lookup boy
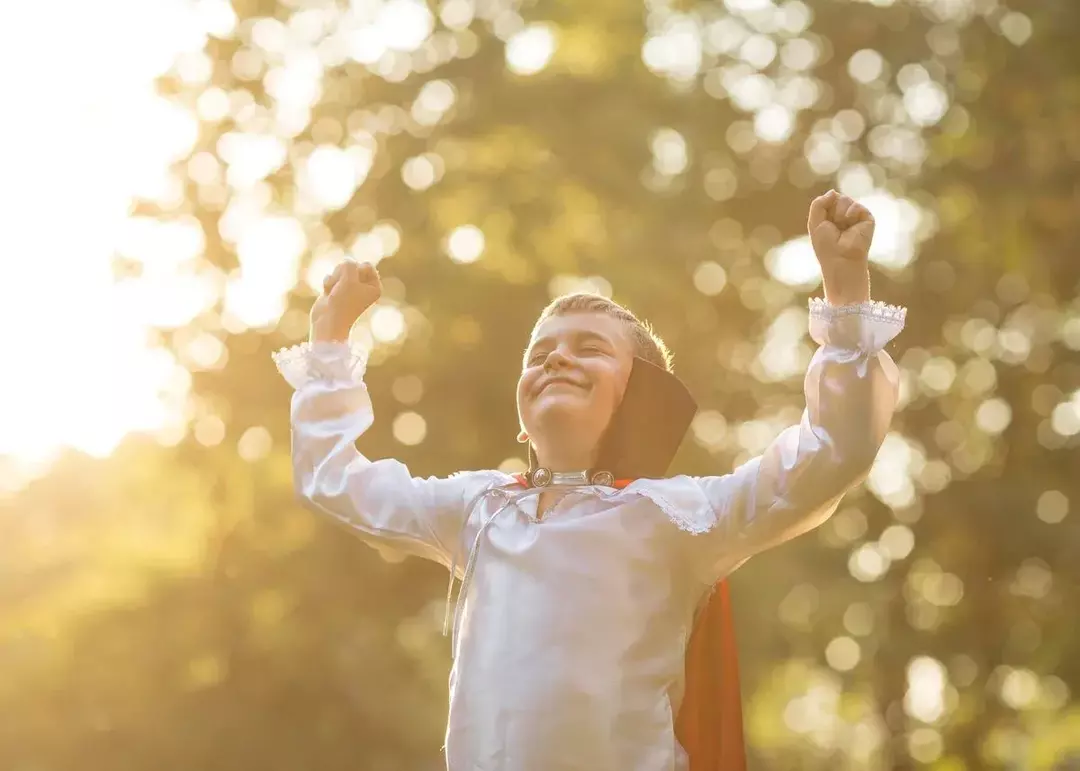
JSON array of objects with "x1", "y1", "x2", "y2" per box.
[{"x1": 272, "y1": 191, "x2": 906, "y2": 770}]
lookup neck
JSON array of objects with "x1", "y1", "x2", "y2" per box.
[{"x1": 532, "y1": 441, "x2": 596, "y2": 472}]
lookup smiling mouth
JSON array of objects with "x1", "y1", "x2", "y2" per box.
[{"x1": 538, "y1": 377, "x2": 588, "y2": 394}]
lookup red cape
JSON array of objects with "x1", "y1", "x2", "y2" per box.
[
  {"x1": 676, "y1": 577, "x2": 746, "y2": 771},
  {"x1": 514, "y1": 475, "x2": 747, "y2": 770}
]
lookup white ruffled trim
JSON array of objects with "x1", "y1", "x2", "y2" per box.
[
  {"x1": 807, "y1": 298, "x2": 907, "y2": 352},
  {"x1": 808, "y1": 298, "x2": 907, "y2": 324},
  {"x1": 622, "y1": 477, "x2": 718, "y2": 535},
  {"x1": 271, "y1": 341, "x2": 369, "y2": 390}
]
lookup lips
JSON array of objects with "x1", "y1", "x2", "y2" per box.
[{"x1": 537, "y1": 375, "x2": 588, "y2": 395}]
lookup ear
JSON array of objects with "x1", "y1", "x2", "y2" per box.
[{"x1": 516, "y1": 429, "x2": 529, "y2": 443}]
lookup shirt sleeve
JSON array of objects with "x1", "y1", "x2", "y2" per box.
[
  {"x1": 272, "y1": 341, "x2": 492, "y2": 568},
  {"x1": 688, "y1": 299, "x2": 906, "y2": 584}
]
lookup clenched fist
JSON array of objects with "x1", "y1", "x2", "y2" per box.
[
  {"x1": 808, "y1": 190, "x2": 874, "y2": 306},
  {"x1": 310, "y1": 260, "x2": 383, "y2": 343}
]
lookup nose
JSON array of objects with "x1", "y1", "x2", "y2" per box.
[{"x1": 542, "y1": 346, "x2": 572, "y2": 371}]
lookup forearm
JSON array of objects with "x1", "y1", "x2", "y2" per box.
[
  {"x1": 310, "y1": 315, "x2": 353, "y2": 344},
  {"x1": 821, "y1": 261, "x2": 871, "y2": 307},
  {"x1": 804, "y1": 299, "x2": 902, "y2": 464},
  {"x1": 274, "y1": 341, "x2": 466, "y2": 564},
  {"x1": 744, "y1": 331, "x2": 899, "y2": 546}
]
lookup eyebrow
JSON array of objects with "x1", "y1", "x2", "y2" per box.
[{"x1": 525, "y1": 330, "x2": 614, "y2": 359}]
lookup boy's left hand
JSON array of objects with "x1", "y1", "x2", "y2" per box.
[{"x1": 808, "y1": 190, "x2": 873, "y2": 306}]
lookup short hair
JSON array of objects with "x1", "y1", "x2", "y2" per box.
[{"x1": 531, "y1": 293, "x2": 673, "y2": 372}]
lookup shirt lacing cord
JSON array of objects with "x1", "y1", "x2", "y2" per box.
[{"x1": 442, "y1": 484, "x2": 611, "y2": 655}]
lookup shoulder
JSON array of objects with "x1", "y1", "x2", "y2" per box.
[
  {"x1": 618, "y1": 476, "x2": 719, "y2": 535},
  {"x1": 448, "y1": 469, "x2": 518, "y2": 499}
]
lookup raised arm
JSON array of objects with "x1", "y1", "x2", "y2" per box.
[
  {"x1": 690, "y1": 300, "x2": 903, "y2": 580},
  {"x1": 688, "y1": 192, "x2": 906, "y2": 582},
  {"x1": 273, "y1": 261, "x2": 500, "y2": 568}
]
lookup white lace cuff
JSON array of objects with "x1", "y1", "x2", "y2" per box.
[
  {"x1": 271, "y1": 341, "x2": 370, "y2": 390},
  {"x1": 808, "y1": 298, "x2": 907, "y2": 352}
]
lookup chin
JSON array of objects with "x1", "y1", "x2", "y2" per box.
[{"x1": 528, "y1": 397, "x2": 593, "y2": 431}]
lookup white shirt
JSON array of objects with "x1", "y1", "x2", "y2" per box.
[{"x1": 273, "y1": 299, "x2": 906, "y2": 771}]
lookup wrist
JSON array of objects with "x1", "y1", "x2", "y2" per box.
[
  {"x1": 821, "y1": 261, "x2": 870, "y2": 306},
  {"x1": 310, "y1": 317, "x2": 353, "y2": 344}
]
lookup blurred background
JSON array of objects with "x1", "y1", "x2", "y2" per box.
[{"x1": 0, "y1": 0, "x2": 1077, "y2": 768}]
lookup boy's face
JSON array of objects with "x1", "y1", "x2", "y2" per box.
[{"x1": 516, "y1": 312, "x2": 635, "y2": 464}]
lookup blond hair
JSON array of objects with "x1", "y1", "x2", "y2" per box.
[{"x1": 531, "y1": 293, "x2": 673, "y2": 372}]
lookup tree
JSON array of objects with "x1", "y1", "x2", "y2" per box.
[{"x1": 1, "y1": 0, "x2": 1077, "y2": 769}]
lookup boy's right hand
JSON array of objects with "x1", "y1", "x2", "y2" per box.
[{"x1": 310, "y1": 260, "x2": 383, "y2": 343}]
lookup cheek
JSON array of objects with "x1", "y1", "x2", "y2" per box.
[
  {"x1": 593, "y1": 364, "x2": 629, "y2": 413},
  {"x1": 606, "y1": 355, "x2": 633, "y2": 395},
  {"x1": 516, "y1": 372, "x2": 535, "y2": 410}
]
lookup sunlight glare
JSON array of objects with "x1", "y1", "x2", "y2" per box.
[
  {"x1": 0, "y1": 0, "x2": 213, "y2": 478},
  {"x1": 445, "y1": 225, "x2": 485, "y2": 264},
  {"x1": 301, "y1": 144, "x2": 363, "y2": 211},
  {"x1": 642, "y1": 15, "x2": 703, "y2": 81},
  {"x1": 862, "y1": 192, "x2": 925, "y2": 270},
  {"x1": 227, "y1": 216, "x2": 307, "y2": 329},
  {"x1": 905, "y1": 656, "x2": 947, "y2": 723},
  {"x1": 505, "y1": 24, "x2": 557, "y2": 76},
  {"x1": 348, "y1": 0, "x2": 433, "y2": 62},
  {"x1": 218, "y1": 132, "x2": 288, "y2": 189},
  {"x1": 765, "y1": 236, "x2": 821, "y2": 288}
]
